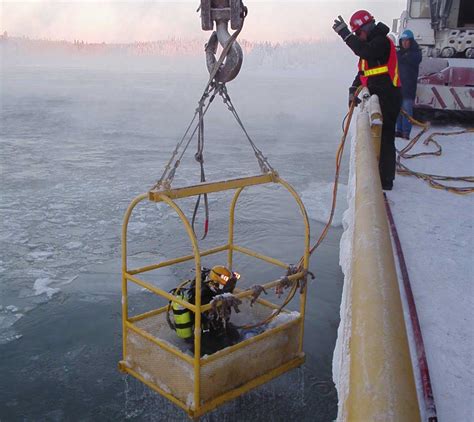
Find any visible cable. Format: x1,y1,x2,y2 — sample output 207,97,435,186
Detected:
396,110,474,194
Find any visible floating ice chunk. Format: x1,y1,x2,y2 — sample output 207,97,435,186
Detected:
33,278,60,298
301,182,348,227
0,306,24,345
26,268,51,277
49,203,68,210
6,305,19,312
64,241,83,250
0,332,23,344
128,221,148,232
28,251,54,260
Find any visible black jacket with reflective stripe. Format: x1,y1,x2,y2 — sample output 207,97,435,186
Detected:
346,22,400,100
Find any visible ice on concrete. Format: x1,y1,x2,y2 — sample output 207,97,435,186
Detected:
332,130,357,422
301,182,348,227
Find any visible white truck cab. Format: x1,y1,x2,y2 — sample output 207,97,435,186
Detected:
394,0,473,58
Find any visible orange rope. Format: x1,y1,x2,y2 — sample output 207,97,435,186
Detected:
295,86,363,271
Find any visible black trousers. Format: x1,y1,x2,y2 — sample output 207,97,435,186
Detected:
376,87,402,185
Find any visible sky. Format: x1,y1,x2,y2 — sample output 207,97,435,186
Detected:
1,1,406,43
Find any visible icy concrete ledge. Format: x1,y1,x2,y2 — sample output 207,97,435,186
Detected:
333,91,420,421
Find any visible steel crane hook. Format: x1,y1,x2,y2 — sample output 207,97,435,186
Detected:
200,0,246,84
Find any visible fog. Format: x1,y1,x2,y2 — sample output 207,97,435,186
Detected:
2,1,406,42
1,35,356,420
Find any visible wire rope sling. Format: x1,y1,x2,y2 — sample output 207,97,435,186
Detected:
118,1,319,418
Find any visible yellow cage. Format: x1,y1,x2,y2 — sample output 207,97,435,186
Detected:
119,172,310,419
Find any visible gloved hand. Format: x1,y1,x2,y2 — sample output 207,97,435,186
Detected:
348,86,361,108
333,15,351,40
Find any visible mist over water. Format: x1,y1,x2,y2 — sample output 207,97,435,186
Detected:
1,39,355,420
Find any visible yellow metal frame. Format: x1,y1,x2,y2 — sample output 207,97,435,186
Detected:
119,172,310,419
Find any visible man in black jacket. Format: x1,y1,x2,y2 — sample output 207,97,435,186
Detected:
333,10,402,191
396,29,422,139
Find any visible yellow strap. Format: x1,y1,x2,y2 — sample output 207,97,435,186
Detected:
363,65,389,77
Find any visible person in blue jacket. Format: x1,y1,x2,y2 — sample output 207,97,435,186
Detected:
396,29,422,139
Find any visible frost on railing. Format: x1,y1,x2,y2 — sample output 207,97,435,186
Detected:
333,92,421,422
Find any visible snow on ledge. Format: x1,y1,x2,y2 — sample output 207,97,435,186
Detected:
332,126,357,421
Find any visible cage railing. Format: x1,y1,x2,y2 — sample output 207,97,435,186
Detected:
119,172,310,418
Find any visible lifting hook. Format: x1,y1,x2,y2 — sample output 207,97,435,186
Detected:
200,0,246,84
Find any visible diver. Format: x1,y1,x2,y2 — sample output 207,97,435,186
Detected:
168,266,241,355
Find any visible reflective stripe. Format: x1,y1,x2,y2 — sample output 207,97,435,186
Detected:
393,61,399,87
358,37,401,88
388,37,401,87
363,65,389,76
174,321,193,329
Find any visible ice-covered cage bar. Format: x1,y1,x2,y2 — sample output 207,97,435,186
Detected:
119,173,310,419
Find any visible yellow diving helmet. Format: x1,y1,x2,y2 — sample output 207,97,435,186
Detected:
209,265,240,287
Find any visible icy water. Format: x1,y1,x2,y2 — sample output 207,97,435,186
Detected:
1,50,354,420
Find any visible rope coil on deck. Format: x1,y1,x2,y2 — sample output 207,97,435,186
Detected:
396,110,474,195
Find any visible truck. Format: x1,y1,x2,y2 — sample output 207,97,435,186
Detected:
393,0,474,113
